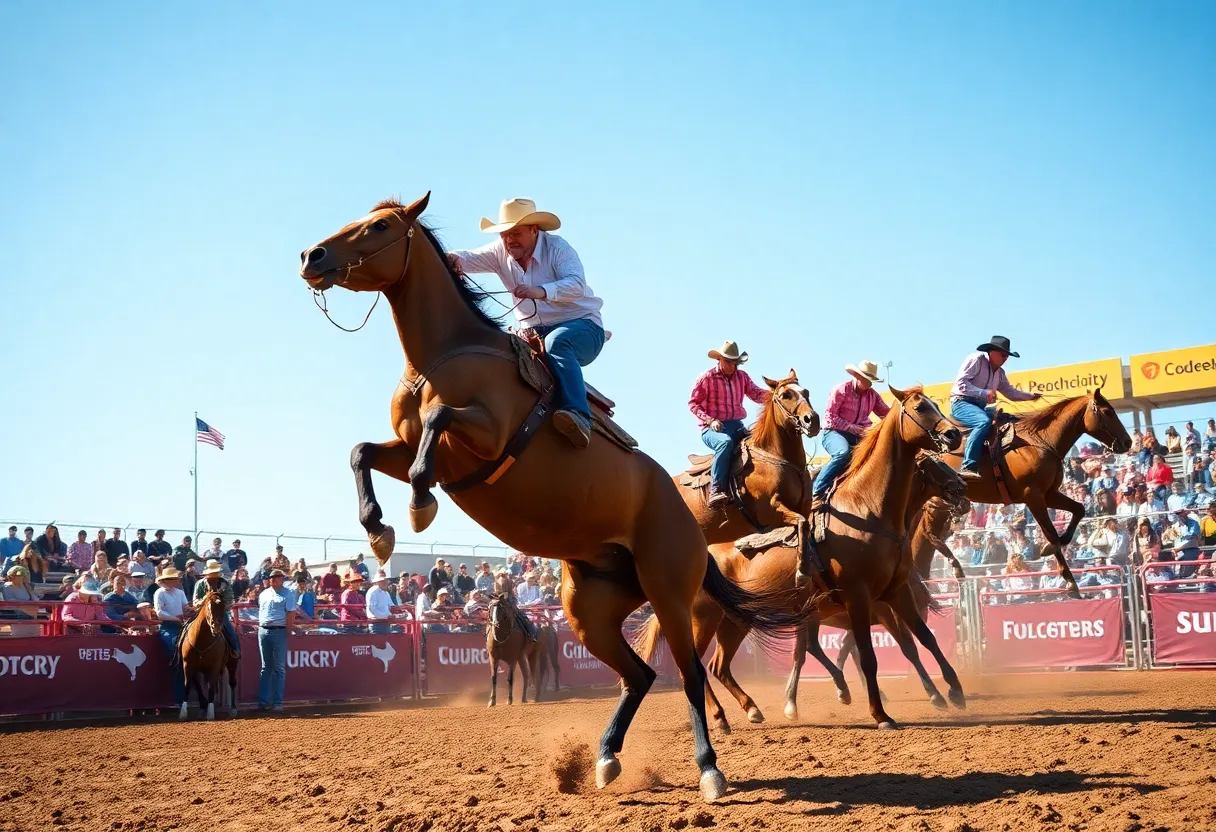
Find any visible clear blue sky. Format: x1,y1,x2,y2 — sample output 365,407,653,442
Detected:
2,2,1213,555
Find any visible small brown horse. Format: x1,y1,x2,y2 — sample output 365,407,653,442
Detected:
486,597,559,706
677,370,820,554
300,194,813,801
943,389,1132,596
181,591,239,721
638,387,964,729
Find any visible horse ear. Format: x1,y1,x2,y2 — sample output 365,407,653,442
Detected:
1093,387,1108,404
763,376,779,390
788,368,798,383
404,191,431,219
889,384,910,402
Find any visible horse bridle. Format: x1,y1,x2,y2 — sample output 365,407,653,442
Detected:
1086,397,1126,453
899,397,954,452
772,382,815,437
312,216,417,333
488,598,515,646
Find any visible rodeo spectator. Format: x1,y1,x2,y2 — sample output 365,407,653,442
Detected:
67,530,93,572
292,559,311,586
1147,454,1173,501
200,537,225,568
104,528,129,566
1166,482,1188,512
366,571,394,635
172,535,198,571
1133,519,1162,567
129,529,148,557
429,558,451,590
1091,465,1118,497
1201,503,1216,547
231,567,250,600
103,573,140,631
129,549,152,577
517,571,544,606
1166,509,1202,578
147,529,173,565
464,588,490,619
62,579,105,631
154,568,192,711
34,524,67,571
415,583,447,630
318,562,341,601
350,552,369,580
295,577,316,619
1,566,41,631
87,551,109,585
1,526,23,564
256,568,296,712
182,560,201,598
475,562,494,593
91,529,107,560
455,564,476,594
1190,483,1211,509
253,557,273,584
127,570,151,605
270,546,291,573
225,539,247,573
339,572,366,626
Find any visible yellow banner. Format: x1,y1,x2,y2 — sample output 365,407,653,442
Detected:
1130,344,1216,397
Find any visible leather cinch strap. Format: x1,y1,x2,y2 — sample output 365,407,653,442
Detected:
441,390,554,494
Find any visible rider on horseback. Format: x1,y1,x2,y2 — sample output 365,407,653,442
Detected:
447,198,606,449
688,341,771,510
950,336,1041,479
812,360,890,500
193,561,241,658
494,569,539,643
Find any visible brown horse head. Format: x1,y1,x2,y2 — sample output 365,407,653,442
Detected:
914,453,969,514
890,386,962,454
299,193,432,293
487,595,516,643
201,591,225,639
1084,388,1133,454
760,370,820,438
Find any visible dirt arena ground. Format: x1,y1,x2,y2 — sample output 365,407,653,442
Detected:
1,671,1213,832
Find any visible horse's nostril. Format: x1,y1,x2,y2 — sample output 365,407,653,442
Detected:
306,246,328,265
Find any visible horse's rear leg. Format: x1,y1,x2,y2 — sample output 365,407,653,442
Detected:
1025,490,1082,598
227,660,239,718
351,439,415,564
875,604,946,710
805,617,851,707
884,583,966,709
690,589,731,734
488,656,499,708
518,647,533,704
191,672,212,721
844,592,896,728
707,617,762,723
506,659,516,705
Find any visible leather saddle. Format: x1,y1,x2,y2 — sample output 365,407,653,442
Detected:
678,439,751,491
952,408,1020,456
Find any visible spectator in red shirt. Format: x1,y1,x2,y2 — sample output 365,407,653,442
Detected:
1146,454,1174,501
687,340,770,509
318,562,342,602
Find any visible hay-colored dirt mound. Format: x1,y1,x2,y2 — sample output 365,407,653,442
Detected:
1,672,1214,831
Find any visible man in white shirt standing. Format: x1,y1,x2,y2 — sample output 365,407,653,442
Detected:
515,572,544,607
366,570,394,635
447,198,606,448
152,567,193,718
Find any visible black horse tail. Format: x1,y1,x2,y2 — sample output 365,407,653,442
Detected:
701,552,817,634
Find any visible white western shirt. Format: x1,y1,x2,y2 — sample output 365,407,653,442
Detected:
448,231,605,330
153,586,190,621
366,585,393,620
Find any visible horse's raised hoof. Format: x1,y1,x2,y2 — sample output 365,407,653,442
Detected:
837,687,852,706
368,525,396,566
715,718,732,734
487,699,495,708
746,706,765,724
595,755,622,789
949,688,967,709
1066,584,1083,601
700,768,728,803
177,704,188,721
930,694,949,711
409,496,438,533
877,720,900,730
783,702,798,721
206,703,215,721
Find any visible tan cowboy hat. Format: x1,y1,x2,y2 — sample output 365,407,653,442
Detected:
201,562,225,578
708,340,748,364
845,360,884,384
479,198,561,234
342,571,364,584
156,567,182,582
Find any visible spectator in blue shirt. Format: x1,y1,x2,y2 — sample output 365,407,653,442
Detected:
295,578,317,619
1167,509,1202,579
256,568,297,712
102,573,140,633
0,526,24,565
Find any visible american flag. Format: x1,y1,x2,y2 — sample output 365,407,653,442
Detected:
196,418,226,450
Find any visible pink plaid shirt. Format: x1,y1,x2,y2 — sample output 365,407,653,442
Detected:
823,380,891,436
67,540,94,571
689,367,770,427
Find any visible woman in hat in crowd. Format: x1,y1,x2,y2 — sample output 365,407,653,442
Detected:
812,359,892,499
61,578,105,632
338,571,366,630
192,561,241,657
1,565,43,635
950,336,1042,478
152,567,193,713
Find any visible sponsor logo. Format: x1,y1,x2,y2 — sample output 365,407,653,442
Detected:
1140,362,1160,380
1001,619,1106,640
1175,611,1214,634
817,629,939,651
1160,357,1216,377
561,640,604,670
78,646,147,681
287,649,340,669
0,654,61,679
351,642,397,672
437,645,488,665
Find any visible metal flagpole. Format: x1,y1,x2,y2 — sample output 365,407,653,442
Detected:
193,411,199,540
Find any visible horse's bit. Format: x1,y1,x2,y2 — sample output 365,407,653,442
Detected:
312,220,417,333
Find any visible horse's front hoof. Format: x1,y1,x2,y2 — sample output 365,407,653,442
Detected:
714,718,732,734
930,694,949,711
1066,584,1082,601
877,719,900,730
949,688,967,709
368,525,396,565
700,768,727,802
837,686,852,706
409,497,438,533
596,755,622,789
206,704,215,721
177,704,188,721
746,706,765,724
783,702,798,721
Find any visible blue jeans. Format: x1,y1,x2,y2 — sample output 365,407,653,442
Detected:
257,626,288,707
701,419,748,493
158,623,186,706
813,430,860,496
369,621,391,635
533,318,606,418
222,616,240,654
951,400,995,470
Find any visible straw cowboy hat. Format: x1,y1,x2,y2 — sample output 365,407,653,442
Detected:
156,567,182,583
201,562,225,578
370,570,390,584
846,360,884,384
977,335,1020,358
342,571,364,584
708,340,748,364
479,198,561,234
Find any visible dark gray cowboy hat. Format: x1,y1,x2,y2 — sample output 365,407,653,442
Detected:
976,336,1020,358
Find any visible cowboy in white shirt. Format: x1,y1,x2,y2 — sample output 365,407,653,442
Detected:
515,572,544,607
447,198,606,448
365,570,395,635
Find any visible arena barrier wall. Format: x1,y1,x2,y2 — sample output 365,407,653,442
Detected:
236,630,416,705
1140,567,1216,666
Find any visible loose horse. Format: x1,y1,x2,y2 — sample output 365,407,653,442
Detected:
180,591,239,721
943,389,1132,595
486,597,559,706
299,194,812,801
677,370,819,555
637,387,964,729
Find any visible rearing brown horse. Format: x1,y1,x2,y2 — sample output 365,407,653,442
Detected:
676,370,820,554
299,194,813,802
943,389,1132,595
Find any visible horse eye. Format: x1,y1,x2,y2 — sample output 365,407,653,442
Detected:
372,218,390,232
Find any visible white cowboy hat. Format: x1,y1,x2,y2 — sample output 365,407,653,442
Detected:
845,360,884,384
479,198,561,234
370,571,390,584
708,340,748,364
201,562,225,578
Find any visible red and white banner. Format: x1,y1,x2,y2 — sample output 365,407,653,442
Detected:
763,609,959,679
1147,592,1216,665
237,632,414,704
981,597,1124,669
423,628,620,694
557,630,619,687
0,635,174,716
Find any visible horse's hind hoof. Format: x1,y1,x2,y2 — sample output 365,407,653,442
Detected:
409,498,438,533
837,687,852,706
746,706,765,724
783,702,798,721
949,688,967,709
596,755,622,789
930,694,949,711
714,718,732,734
700,768,727,802
368,525,396,565
877,720,900,730
177,704,188,721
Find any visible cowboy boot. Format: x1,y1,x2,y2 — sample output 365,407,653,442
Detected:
706,486,729,510
553,410,591,449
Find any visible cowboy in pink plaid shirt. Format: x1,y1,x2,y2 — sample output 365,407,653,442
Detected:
689,340,770,509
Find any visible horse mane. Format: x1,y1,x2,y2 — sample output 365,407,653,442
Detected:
1014,396,1083,435
749,387,781,449
372,198,505,332
843,386,923,477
